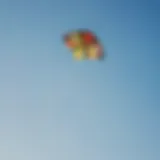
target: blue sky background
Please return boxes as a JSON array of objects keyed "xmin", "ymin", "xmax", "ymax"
[{"xmin": 0, "ymin": 0, "xmax": 159, "ymax": 160}]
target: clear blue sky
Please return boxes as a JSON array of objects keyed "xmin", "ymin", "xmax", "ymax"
[{"xmin": 0, "ymin": 0, "xmax": 159, "ymax": 160}]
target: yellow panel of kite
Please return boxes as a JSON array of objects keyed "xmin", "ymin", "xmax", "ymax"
[{"xmin": 73, "ymin": 48, "xmax": 86, "ymax": 60}]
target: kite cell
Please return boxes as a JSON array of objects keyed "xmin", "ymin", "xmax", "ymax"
[{"xmin": 63, "ymin": 29, "xmax": 104, "ymax": 60}]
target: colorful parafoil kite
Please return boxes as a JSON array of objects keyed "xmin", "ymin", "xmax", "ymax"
[{"xmin": 63, "ymin": 29, "xmax": 104, "ymax": 60}]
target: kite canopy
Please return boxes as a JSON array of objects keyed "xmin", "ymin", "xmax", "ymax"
[{"xmin": 63, "ymin": 29, "xmax": 104, "ymax": 60}]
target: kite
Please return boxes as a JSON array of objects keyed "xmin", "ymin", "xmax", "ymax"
[{"xmin": 63, "ymin": 29, "xmax": 104, "ymax": 60}]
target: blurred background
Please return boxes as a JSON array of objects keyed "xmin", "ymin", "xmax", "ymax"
[{"xmin": 0, "ymin": 0, "xmax": 159, "ymax": 160}]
